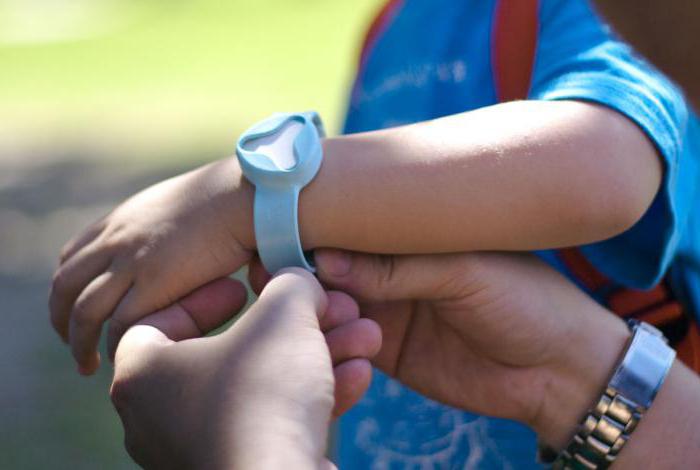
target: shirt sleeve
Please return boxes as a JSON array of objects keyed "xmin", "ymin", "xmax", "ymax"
[{"xmin": 529, "ymin": 0, "xmax": 695, "ymax": 289}]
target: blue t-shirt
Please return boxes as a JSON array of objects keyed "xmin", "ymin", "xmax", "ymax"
[{"xmin": 339, "ymin": 0, "xmax": 700, "ymax": 468}]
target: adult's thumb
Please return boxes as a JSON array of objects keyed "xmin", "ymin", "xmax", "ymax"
[
  {"xmin": 113, "ymin": 324, "xmax": 170, "ymax": 383},
  {"xmin": 314, "ymin": 249, "xmax": 472, "ymax": 302},
  {"xmin": 251, "ymin": 267, "xmax": 328, "ymax": 325},
  {"xmin": 114, "ymin": 277, "xmax": 247, "ymax": 367}
]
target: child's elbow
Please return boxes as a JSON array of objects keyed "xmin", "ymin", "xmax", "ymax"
[
  {"xmin": 601, "ymin": 190, "xmax": 654, "ymax": 236},
  {"xmin": 587, "ymin": 165, "xmax": 661, "ymax": 240},
  {"xmin": 582, "ymin": 106, "xmax": 664, "ymax": 239}
]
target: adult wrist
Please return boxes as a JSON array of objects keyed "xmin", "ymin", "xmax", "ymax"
[
  {"xmin": 532, "ymin": 309, "xmax": 631, "ymax": 450},
  {"xmin": 542, "ymin": 319, "xmax": 676, "ymax": 468},
  {"xmin": 225, "ymin": 428, "xmax": 321, "ymax": 470},
  {"xmin": 609, "ymin": 361, "xmax": 700, "ymax": 469},
  {"xmin": 217, "ymin": 399, "xmax": 326, "ymax": 470}
]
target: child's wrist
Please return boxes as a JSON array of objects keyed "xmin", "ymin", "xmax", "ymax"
[
  {"xmin": 227, "ymin": 135, "xmax": 346, "ymax": 256},
  {"xmin": 218, "ymin": 156, "xmax": 257, "ymax": 250},
  {"xmin": 299, "ymin": 136, "xmax": 345, "ymax": 250}
]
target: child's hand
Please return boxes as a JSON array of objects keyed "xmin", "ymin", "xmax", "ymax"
[{"xmin": 49, "ymin": 157, "xmax": 256, "ymax": 375}]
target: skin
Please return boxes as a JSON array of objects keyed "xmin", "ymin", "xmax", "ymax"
[
  {"xmin": 309, "ymin": 249, "xmax": 700, "ymax": 468},
  {"xmin": 117, "ymin": 252, "xmax": 700, "ymax": 468},
  {"xmin": 83, "ymin": 5, "xmax": 700, "ymax": 466},
  {"xmin": 111, "ymin": 268, "xmax": 381, "ymax": 469},
  {"xmin": 594, "ymin": 0, "xmax": 700, "ymax": 110},
  {"xmin": 250, "ymin": 251, "xmax": 630, "ymax": 451},
  {"xmin": 310, "ymin": 249, "xmax": 700, "ymax": 468},
  {"xmin": 50, "ymin": 99, "xmax": 662, "ymax": 374}
]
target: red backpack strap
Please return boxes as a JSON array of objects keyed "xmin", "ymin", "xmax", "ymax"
[
  {"xmin": 558, "ymin": 248, "xmax": 700, "ymax": 371},
  {"xmin": 492, "ymin": 0, "xmax": 540, "ymax": 102},
  {"xmin": 492, "ymin": 1, "xmax": 700, "ymax": 372},
  {"xmin": 678, "ymin": 322, "xmax": 700, "ymax": 372}
]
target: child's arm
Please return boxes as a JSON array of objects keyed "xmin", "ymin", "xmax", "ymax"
[
  {"xmin": 296, "ymin": 100, "xmax": 661, "ymax": 253},
  {"xmin": 51, "ymin": 99, "xmax": 661, "ymax": 374}
]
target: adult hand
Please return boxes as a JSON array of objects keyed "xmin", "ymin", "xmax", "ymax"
[
  {"xmin": 305, "ymin": 250, "xmax": 631, "ymax": 450},
  {"xmin": 111, "ymin": 269, "xmax": 381, "ymax": 469},
  {"xmin": 247, "ymin": 252, "xmax": 700, "ymax": 468}
]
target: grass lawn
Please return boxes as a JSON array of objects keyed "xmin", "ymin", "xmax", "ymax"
[{"xmin": 0, "ymin": 0, "xmax": 380, "ymax": 166}]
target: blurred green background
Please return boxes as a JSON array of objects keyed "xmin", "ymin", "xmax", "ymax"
[{"xmin": 0, "ymin": 0, "xmax": 379, "ymax": 467}]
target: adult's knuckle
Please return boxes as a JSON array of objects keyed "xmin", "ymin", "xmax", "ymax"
[{"xmin": 110, "ymin": 376, "xmax": 135, "ymax": 409}]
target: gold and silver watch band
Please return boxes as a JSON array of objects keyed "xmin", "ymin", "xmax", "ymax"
[
  {"xmin": 550, "ymin": 387, "xmax": 642, "ymax": 469},
  {"xmin": 541, "ymin": 320, "xmax": 676, "ymax": 469}
]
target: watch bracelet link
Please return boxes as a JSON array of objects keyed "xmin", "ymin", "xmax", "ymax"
[
  {"xmin": 549, "ymin": 386, "xmax": 644, "ymax": 469},
  {"xmin": 539, "ymin": 320, "xmax": 675, "ymax": 469}
]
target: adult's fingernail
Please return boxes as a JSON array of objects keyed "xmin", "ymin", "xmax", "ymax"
[{"xmin": 315, "ymin": 250, "xmax": 351, "ymax": 277}]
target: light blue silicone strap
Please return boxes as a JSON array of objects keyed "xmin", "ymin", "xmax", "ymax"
[
  {"xmin": 254, "ymin": 185, "xmax": 314, "ymax": 273},
  {"xmin": 237, "ymin": 111, "xmax": 324, "ymax": 274}
]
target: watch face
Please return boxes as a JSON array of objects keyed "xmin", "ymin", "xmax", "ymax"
[
  {"xmin": 241, "ymin": 119, "xmax": 303, "ymax": 171},
  {"xmin": 237, "ymin": 112, "xmax": 324, "ymax": 188}
]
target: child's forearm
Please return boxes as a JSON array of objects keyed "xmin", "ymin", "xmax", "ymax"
[
  {"xmin": 294, "ymin": 100, "xmax": 661, "ymax": 253},
  {"xmin": 231, "ymin": 100, "xmax": 661, "ymax": 254}
]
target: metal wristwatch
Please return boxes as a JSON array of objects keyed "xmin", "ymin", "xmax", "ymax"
[{"xmin": 540, "ymin": 320, "xmax": 676, "ymax": 469}]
